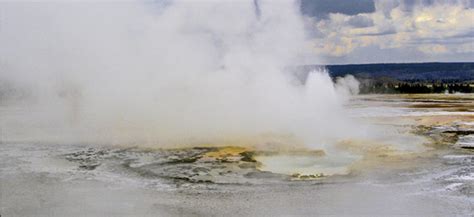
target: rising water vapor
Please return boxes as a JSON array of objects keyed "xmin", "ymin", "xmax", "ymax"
[{"xmin": 0, "ymin": 0, "xmax": 363, "ymax": 148}]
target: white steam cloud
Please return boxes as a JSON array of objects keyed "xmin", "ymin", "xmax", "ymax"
[{"xmin": 0, "ymin": 0, "xmax": 363, "ymax": 148}]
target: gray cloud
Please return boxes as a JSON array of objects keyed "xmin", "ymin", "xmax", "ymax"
[
  {"xmin": 303, "ymin": 0, "xmax": 474, "ymax": 64},
  {"xmin": 347, "ymin": 15, "xmax": 375, "ymax": 28},
  {"xmin": 301, "ymin": 0, "xmax": 375, "ymax": 19},
  {"xmin": 357, "ymin": 29, "xmax": 397, "ymax": 36}
]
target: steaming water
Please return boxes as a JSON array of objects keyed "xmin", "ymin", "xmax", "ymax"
[
  {"xmin": 0, "ymin": 0, "xmax": 473, "ymax": 215},
  {"xmin": 1, "ymin": 94, "xmax": 473, "ymax": 216},
  {"xmin": 255, "ymin": 153, "xmax": 361, "ymax": 176}
]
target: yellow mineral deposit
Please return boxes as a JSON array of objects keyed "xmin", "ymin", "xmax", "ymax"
[{"xmin": 201, "ymin": 146, "xmax": 250, "ymax": 162}]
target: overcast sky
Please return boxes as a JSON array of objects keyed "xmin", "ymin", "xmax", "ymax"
[
  {"xmin": 301, "ymin": 0, "xmax": 474, "ymax": 64},
  {"xmin": 1, "ymin": 0, "xmax": 472, "ymax": 65}
]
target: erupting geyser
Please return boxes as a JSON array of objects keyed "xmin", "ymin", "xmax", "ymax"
[{"xmin": 0, "ymin": 0, "xmax": 363, "ymax": 148}]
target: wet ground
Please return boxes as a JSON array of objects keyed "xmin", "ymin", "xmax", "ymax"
[{"xmin": 1, "ymin": 94, "xmax": 473, "ymax": 216}]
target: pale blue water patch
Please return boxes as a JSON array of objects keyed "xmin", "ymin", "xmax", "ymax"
[{"xmin": 255, "ymin": 146, "xmax": 362, "ymax": 176}]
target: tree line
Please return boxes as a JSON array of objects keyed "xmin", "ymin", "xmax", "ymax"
[{"xmin": 359, "ymin": 81, "xmax": 474, "ymax": 94}]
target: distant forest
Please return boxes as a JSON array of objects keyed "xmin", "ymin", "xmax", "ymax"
[
  {"xmin": 358, "ymin": 82, "xmax": 473, "ymax": 94},
  {"xmin": 298, "ymin": 62, "xmax": 474, "ymax": 94}
]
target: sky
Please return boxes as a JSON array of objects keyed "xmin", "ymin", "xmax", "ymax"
[
  {"xmin": 0, "ymin": 0, "xmax": 472, "ymax": 65},
  {"xmin": 301, "ymin": 0, "xmax": 474, "ymax": 64}
]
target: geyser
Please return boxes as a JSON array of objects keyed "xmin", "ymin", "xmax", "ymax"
[{"xmin": 0, "ymin": 0, "xmax": 363, "ymax": 148}]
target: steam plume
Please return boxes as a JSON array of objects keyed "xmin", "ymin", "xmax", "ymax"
[{"xmin": 0, "ymin": 0, "xmax": 363, "ymax": 148}]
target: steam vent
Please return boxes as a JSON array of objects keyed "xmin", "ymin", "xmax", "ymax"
[{"xmin": 1, "ymin": 0, "xmax": 473, "ymax": 216}]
